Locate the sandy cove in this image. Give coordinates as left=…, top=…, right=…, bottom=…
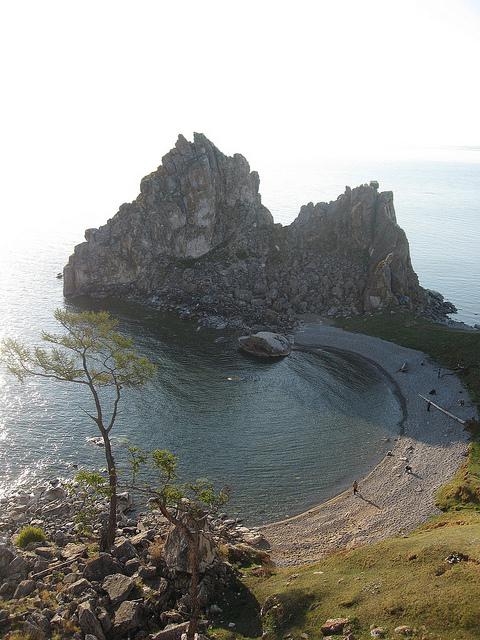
left=260, top=322, right=477, bottom=567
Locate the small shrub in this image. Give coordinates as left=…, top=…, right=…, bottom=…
left=15, top=526, right=47, bottom=549
left=148, top=538, right=164, bottom=566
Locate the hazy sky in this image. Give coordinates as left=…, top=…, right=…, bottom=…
left=1, top=0, right=479, bottom=230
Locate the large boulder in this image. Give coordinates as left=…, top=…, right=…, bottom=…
left=238, top=332, right=291, bottom=357
left=78, top=601, right=106, bottom=640
left=13, top=579, right=36, bottom=599
left=163, top=515, right=218, bottom=574
left=0, top=545, right=15, bottom=577
left=150, top=622, right=190, bottom=640
left=112, top=537, right=137, bottom=561
left=102, top=573, right=135, bottom=605
left=83, top=553, right=122, bottom=581
left=64, top=133, right=272, bottom=297
left=112, top=600, right=143, bottom=637
left=66, top=578, right=92, bottom=597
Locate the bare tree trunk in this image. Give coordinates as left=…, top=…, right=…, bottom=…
left=100, top=432, right=117, bottom=551
left=187, top=531, right=200, bottom=640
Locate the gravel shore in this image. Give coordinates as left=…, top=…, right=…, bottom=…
left=261, top=322, right=477, bottom=566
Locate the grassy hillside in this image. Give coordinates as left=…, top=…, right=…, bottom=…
left=214, top=512, right=480, bottom=640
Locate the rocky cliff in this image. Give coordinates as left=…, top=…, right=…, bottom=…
left=64, top=134, right=453, bottom=329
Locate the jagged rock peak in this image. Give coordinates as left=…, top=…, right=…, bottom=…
left=139, top=132, right=265, bottom=233
left=63, top=134, right=453, bottom=328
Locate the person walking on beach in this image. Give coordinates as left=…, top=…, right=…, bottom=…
left=353, top=480, right=359, bottom=495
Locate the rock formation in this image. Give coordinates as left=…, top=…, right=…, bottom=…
left=64, top=133, right=453, bottom=329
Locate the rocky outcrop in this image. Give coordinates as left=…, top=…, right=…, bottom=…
left=64, top=134, right=454, bottom=327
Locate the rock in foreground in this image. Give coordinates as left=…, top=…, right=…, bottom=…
left=238, top=332, right=291, bottom=357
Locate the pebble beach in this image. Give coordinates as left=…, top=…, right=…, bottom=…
left=261, top=322, right=476, bottom=566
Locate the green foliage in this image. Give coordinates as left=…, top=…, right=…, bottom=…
left=0, top=308, right=156, bottom=389
left=15, top=525, right=47, bottom=549
left=128, top=446, right=230, bottom=516
left=74, top=469, right=111, bottom=495
left=66, top=470, right=110, bottom=535
left=0, top=309, right=156, bottom=551
left=437, top=439, right=480, bottom=511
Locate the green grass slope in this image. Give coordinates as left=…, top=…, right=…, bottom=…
left=215, top=512, right=480, bottom=640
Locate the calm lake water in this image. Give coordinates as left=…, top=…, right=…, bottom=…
left=0, top=154, right=478, bottom=523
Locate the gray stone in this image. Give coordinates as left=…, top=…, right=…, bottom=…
left=112, top=600, right=143, bottom=636
left=238, top=332, right=291, bottom=357
left=150, top=621, right=190, bottom=640
left=33, top=558, right=49, bottom=573
left=14, top=579, right=36, bottom=598
left=137, top=564, right=157, bottom=580
left=117, top=492, right=133, bottom=514
left=83, top=553, right=122, bottom=581
left=63, top=572, right=82, bottom=584
left=102, top=573, right=135, bottom=605
left=0, top=581, right=15, bottom=597
left=320, top=618, right=350, bottom=635
left=22, top=620, right=48, bottom=640
left=43, top=486, right=66, bottom=501
left=98, top=608, right=112, bottom=633
left=130, top=529, right=154, bottom=547
left=54, top=531, right=68, bottom=546
left=66, top=578, right=91, bottom=597
left=34, top=546, right=55, bottom=560
left=0, top=544, right=14, bottom=577
left=112, top=537, right=137, bottom=561
left=8, top=555, right=28, bottom=577
left=124, top=558, right=141, bottom=576
left=77, top=601, right=106, bottom=640
left=61, top=542, right=87, bottom=559
left=164, top=514, right=217, bottom=573
left=26, top=611, right=51, bottom=636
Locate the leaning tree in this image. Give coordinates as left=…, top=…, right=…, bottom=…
left=0, top=308, right=156, bottom=550
left=129, top=447, right=230, bottom=640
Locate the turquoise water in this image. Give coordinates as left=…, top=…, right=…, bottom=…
left=0, top=155, right=478, bottom=523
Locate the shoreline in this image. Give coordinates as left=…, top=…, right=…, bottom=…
left=260, top=322, right=476, bottom=566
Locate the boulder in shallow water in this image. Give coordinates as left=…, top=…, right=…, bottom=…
left=238, top=332, right=291, bottom=358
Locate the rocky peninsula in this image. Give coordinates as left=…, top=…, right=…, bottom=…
left=63, top=134, right=454, bottom=329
